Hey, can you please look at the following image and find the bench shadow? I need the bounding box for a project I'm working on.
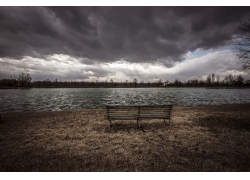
[96,120,170,133]
[194,115,250,133]
[109,121,139,132]
[140,120,170,130]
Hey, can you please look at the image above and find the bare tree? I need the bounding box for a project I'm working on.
[18,72,26,87]
[228,74,235,85]
[9,73,32,87]
[54,79,58,87]
[26,73,32,87]
[211,73,215,85]
[223,75,229,86]
[234,16,250,69]
[206,74,211,86]
[235,75,244,86]
[173,78,181,86]
[216,75,220,85]
[10,75,18,86]
[133,78,137,87]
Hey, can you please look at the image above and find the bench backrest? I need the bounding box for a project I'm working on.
[139,105,173,118]
[106,105,173,119]
[106,106,138,119]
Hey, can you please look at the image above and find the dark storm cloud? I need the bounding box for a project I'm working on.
[0,7,250,65]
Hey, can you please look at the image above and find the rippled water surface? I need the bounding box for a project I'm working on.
[1,88,250,112]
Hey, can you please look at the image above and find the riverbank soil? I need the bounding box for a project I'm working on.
[0,104,250,171]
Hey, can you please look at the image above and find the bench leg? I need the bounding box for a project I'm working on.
[164,118,166,125]
[169,119,171,129]
[137,119,146,132]
[109,120,112,131]
[137,119,141,129]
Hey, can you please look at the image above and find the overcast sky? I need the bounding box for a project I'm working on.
[0,6,250,82]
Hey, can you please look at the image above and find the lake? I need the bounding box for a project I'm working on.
[1,88,250,112]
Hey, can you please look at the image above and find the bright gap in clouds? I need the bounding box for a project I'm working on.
[185,45,232,61]
[0,49,248,82]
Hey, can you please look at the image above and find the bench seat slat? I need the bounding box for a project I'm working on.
[108,109,137,110]
[142,114,170,116]
[107,116,137,118]
[109,112,138,116]
[139,112,170,114]
[139,116,170,119]
[140,112,171,114]
[106,110,172,112]
[107,113,137,115]
[107,110,172,112]
[108,111,137,112]
[108,107,137,108]
[107,105,173,107]
[140,109,170,110]
[108,117,138,120]
[140,109,171,111]
[106,115,171,117]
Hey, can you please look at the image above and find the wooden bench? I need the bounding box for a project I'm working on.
[105,105,173,131]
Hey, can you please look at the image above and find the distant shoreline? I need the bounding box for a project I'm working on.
[206,86,250,89]
[1,86,250,89]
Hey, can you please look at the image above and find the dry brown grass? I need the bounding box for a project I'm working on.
[0,104,250,172]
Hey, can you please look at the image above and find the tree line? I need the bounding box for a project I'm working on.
[0,72,249,88]
[172,73,246,87]
[0,73,32,88]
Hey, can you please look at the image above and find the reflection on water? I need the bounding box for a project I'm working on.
[0,88,250,112]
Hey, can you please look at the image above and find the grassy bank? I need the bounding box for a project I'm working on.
[0,104,250,171]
